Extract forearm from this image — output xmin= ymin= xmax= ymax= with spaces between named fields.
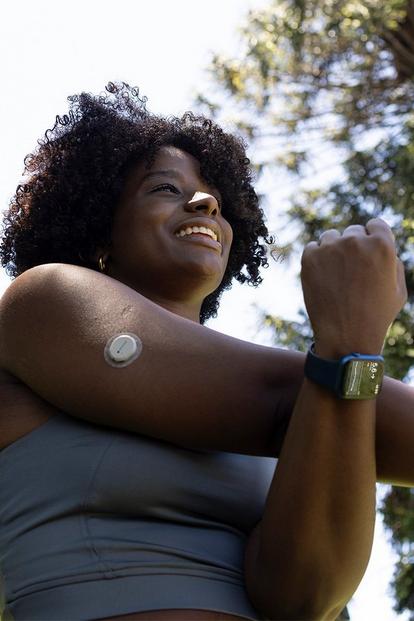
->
xmin=255 ymin=378 xmax=377 ymax=620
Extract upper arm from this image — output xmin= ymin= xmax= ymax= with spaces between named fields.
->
xmin=0 ymin=263 xmax=283 ymax=456
xmin=376 ymin=375 xmax=414 ymax=486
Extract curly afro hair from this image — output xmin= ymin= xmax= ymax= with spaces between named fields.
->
xmin=0 ymin=81 xmax=274 ymax=324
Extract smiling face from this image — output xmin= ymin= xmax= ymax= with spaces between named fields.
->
xmin=104 ymin=146 xmax=233 ymax=316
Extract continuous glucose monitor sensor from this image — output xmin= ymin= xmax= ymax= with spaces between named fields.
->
xmin=104 ymin=332 xmax=143 ymax=368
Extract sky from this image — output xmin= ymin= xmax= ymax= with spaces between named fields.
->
xmin=0 ymin=1 xmax=410 ymax=620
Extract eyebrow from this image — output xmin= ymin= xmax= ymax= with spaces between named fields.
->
xmin=141 ymin=169 xmax=184 ymax=182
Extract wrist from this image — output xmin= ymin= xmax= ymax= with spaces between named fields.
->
xmin=313 ymin=340 xmax=385 ymax=359
xmin=305 ymin=343 xmax=385 ymax=400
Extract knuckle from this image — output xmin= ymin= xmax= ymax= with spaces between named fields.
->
xmin=341 ymin=234 xmax=361 ymax=249
xmin=343 ymin=224 xmax=365 ymax=235
xmin=367 ymin=216 xmax=384 ymax=226
xmin=301 ymin=242 xmax=317 ymax=266
xmin=367 ymin=217 xmax=395 ymax=237
xmin=303 ymin=241 xmax=317 ymax=253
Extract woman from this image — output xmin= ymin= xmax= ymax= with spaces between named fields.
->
xmin=0 ymin=82 xmax=409 ymax=621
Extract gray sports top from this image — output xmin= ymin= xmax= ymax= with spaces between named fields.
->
xmin=0 ymin=410 xmax=277 ymax=620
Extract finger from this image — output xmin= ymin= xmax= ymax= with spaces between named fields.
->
xmin=302 ymin=241 xmax=319 ymax=254
xmin=365 ymin=218 xmax=396 ymax=244
xmin=341 ymin=224 xmax=367 ymax=238
xmin=318 ymin=229 xmax=341 ymax=245
xmin=301 ymin=241 xmax=319 ymax=264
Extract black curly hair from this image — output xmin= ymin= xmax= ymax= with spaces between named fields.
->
xmin=0 ymin=81 xmax=274 ymax=324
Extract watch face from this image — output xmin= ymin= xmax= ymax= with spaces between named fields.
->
xmin=342 ymin=360 xmax=384 ymax=399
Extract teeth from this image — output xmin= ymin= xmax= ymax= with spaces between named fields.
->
xmin=175 ymin=226 xmax=218 ymax=242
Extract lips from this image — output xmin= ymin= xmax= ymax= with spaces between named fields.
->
xmin=176 ymin=232 xmax=222 ymax=250
xmin=174 ymin=219 xmax=221 ymax=243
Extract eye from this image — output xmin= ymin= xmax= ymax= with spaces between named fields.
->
xmin=151 ymin=183 xmax=179 ymax=194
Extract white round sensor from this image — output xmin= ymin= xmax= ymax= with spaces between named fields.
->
xmin=104 ymin=333 xmax=143 ymax=367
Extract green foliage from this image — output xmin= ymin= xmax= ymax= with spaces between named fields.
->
xmin=262 ymin=310 xmax=313 ymax=352
xmin=197 ymin=0 xmax=414 ymax=616
xmin=203 ymin=0 xmax=411 ymax=135
xmin=382 ymin=488 xmax=414 ymax=616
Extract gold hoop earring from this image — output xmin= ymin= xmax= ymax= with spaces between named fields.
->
xmin=98 ymin=256 xmax=106 ymax=272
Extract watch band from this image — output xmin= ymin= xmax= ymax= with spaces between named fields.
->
xmin=304 ymin=343 xmax=385 ymax=399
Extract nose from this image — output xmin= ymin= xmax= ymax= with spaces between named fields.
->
xmin=185 ymin=191 xmax=220 ymax=217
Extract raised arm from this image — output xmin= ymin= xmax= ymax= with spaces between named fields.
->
xmin=244 ymin=219 xmax=408 ymax=620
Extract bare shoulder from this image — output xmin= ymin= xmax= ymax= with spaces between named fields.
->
xmin=0 ymin=275 xmax=56 ymax=450
xmin=0 ymin=262 xmax=299 ymax=456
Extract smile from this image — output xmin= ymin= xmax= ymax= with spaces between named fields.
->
xmin=176 ymin=225 xmax=218 ymax=241
xmin=174 ymin=232 xmax=222 ymax=250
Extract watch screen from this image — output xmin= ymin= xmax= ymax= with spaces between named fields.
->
xmin=342 ymin=360 xmax=384 ymax=399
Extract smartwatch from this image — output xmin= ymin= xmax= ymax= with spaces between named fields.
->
xmin=304 ymin=343 xmax=385 ymax=399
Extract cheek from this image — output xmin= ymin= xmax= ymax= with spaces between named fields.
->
xmin=222 ymin=228 xmax=233 ymax=266
xmin=111 ymin=218 xmax=155 ymax=263
xmin=224 ymin=222 xmax=234 ymax=248
xmin=120 ymin=212 xmax=158 ymax=245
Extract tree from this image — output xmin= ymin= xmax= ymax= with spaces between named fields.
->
xmin=196 ymin=1 xmax=414 ymax=617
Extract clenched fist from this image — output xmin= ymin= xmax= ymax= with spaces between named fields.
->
xmin=300 ymin=218 xmax=407 ymax=359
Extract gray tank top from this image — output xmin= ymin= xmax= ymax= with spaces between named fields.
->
xmin=0 ymin=410 xmax=277 ymax=620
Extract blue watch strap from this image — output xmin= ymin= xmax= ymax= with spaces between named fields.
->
xmin=304 ymin=343 xmax=343 ymax=395
xmin=304 ymin=343 xmax=385 ymax=398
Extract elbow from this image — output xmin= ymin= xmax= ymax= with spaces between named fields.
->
xmin=257 ymin=595 xmax=347 ymax=621
xmin=248 ymin=566 xmax=348 ymax=621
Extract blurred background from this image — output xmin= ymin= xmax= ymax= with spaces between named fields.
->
xmin=1 ymin=1 xmax=413 ymax=619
